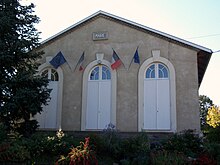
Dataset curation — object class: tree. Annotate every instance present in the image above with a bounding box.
[207,106,220,128]
[0,0,50,136]
[199,95,213,129]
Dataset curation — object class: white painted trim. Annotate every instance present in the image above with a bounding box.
[81,60,117,131]
[41,10,212,53]
[37,63,64,130]
[138,53,176,132]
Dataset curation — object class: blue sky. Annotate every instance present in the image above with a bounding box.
[24,0,220,105]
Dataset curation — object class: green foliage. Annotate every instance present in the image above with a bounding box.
[199,95,213,129]
[16,120,39,137]
[0,123,8,143]
[150,150,188,165]
[89,124,121,162]
[0,137,30,162]
[26,131,81,161]
[90,132,150,165]
[0,130,219,164]
[0,0,50,136]
[205,125,220,143]
[120,133,150,164]
[204,142,220,163]
[163,130,202,158]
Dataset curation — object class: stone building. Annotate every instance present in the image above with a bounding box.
[35,11,212,133]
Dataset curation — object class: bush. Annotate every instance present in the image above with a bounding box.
[163,130,202,158]
[26,130,83,163]
[120,133,150,164]
[204,142,220,163]
[89,125,121,162]
[0,137,30,162]
[150,150,188,165]
[206,125,220,143]
[0,124,8,143]
[16,120,39,137]
[57,137,98,165]
[90,132,150,164]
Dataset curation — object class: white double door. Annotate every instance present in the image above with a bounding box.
[36,81,58,129]
[86,65,111,130]
[144,64,171,130]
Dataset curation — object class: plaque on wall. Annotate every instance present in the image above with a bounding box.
[92,31,108,41]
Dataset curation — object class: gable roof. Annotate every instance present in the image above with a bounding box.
[40,10,212,86]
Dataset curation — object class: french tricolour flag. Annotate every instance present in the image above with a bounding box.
[111,49,122,70]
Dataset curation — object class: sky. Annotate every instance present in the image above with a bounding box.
[22,0,220,105]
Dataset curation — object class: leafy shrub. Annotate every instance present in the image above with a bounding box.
[16,120,39,137]
[163,130,202,158]
[0,137,30,162]
[206,125,220,143]
[89,124,121,162]
[119,133,150,165]
[90,132,150,164]
[204,142,220,163]
[26,130,82,163]
[193,154,217,165]
[150,150,188,165]
[0,123,8,143]
[57,137,97,165]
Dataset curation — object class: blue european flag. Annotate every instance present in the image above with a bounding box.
[50,51,66,69]
[134,48,140,64]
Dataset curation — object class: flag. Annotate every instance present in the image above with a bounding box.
[74,52,85,71]
[128,47,140,70]
[133,48,140,64]
[111,49,122,70]
[50,51,66,69]
[78,52,85,71]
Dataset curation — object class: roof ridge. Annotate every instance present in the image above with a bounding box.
[40,10,212,53]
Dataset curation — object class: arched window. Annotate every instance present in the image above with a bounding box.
[102,66,111,80]
[89,65,111,80]
[41,68,59,81]
[158,64,168,78]
[145,63,169,79]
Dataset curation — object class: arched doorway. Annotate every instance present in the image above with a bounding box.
[86,65,111,129]
[35,68,59,129]
[144,63,170,130]
[138,53,176,132]
[81,60,117,131]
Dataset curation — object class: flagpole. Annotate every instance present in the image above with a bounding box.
[74,51,85,72]
[128,46,139,70]
[128,56,134,71]
[73,63,78,72]
[66,62,72,71]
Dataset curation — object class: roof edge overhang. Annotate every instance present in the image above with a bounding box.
[197,50,212,87]
[40,10,212,54]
